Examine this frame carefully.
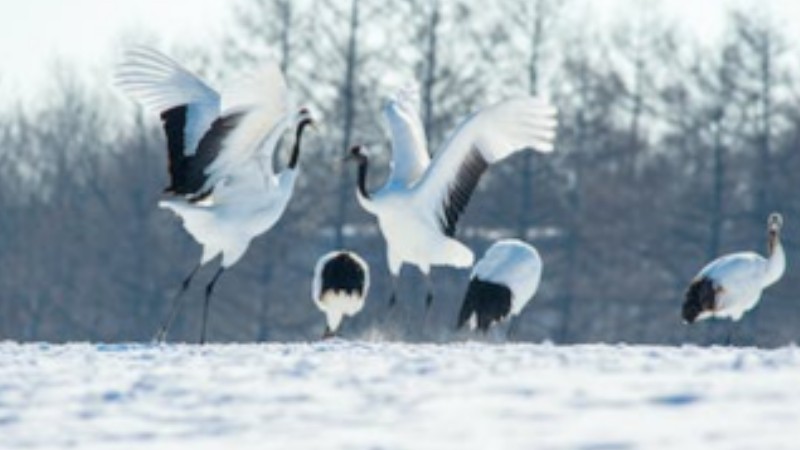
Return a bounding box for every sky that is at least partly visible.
[0,0,232,102]
[0,0,798,104]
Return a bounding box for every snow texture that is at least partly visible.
[0,342,799,449]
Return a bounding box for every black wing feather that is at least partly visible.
[438,146,488,237]
[160,108,245,200]
[682,277,717,323]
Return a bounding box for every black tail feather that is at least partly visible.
[457,278,512,332]
[682,277,717,323]
[320,253,366,297]
[160,108,244,197]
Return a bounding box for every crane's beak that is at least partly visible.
[344,145,365,162]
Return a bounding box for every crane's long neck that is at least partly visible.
[764,229,785,287]
[356,157,371,201]
[288,119,311,170]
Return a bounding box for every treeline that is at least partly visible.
[0,0,798,345]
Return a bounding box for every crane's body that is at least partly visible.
[160,170,298,268]
[356,189,473,276]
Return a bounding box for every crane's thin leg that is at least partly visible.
[154,263,200,343]
[388,275,399,309]
[322,325,335,340]
[424,274,434,312]
[200,267,225,345]
[420,274,435,338]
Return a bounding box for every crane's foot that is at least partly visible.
[322,326,336,340]
[152,329,167,345]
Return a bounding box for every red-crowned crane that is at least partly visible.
[115,47,314,344]
[683,213,786,343]
[346,88,557,312]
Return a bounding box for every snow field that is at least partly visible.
[0,342,799,449]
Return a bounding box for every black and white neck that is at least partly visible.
[347,146,371,201]
[288,117,313,170]
[356,154,370,200]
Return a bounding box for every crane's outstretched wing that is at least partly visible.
[380,86,430,190]
[115,48,292,198]
[194,62,293,202]
[204,61,291,187]
[205,115,293,206]
[115,47,220,158]
[115,47,222,196]
[411,97,557,236]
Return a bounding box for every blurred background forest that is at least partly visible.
[0,0,798,346]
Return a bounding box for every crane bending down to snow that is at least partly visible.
[313,251,370,338]
[682,213,786,340]
[346,88,557,311]
[115,47,314,344]
[457,239,542,334]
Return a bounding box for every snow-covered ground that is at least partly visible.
[1,342,799,449]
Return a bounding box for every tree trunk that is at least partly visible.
[334,0,360,248]
[708,116,724,260]
[421,0,439,144]
[517,0,544,239]
[278,0,293,76]
[755,37,772,223]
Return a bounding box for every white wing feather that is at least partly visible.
[381,86,430,189]
[412,97,558,223]
[206,61,291,184]
[114,47,220,156]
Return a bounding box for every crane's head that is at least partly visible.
[768,212,783,233]
[345,145,370,163]
[295,107,317,131]
[768,212,784,254]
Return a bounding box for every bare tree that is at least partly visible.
[728,10,789,228]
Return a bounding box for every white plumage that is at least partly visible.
[115,47,314,344]
[683,213,786,325]
[382,86,429,187]
[313,251,370,338]
[116,48,223,159]
[457,239,542,332]
[347,87,557,309]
